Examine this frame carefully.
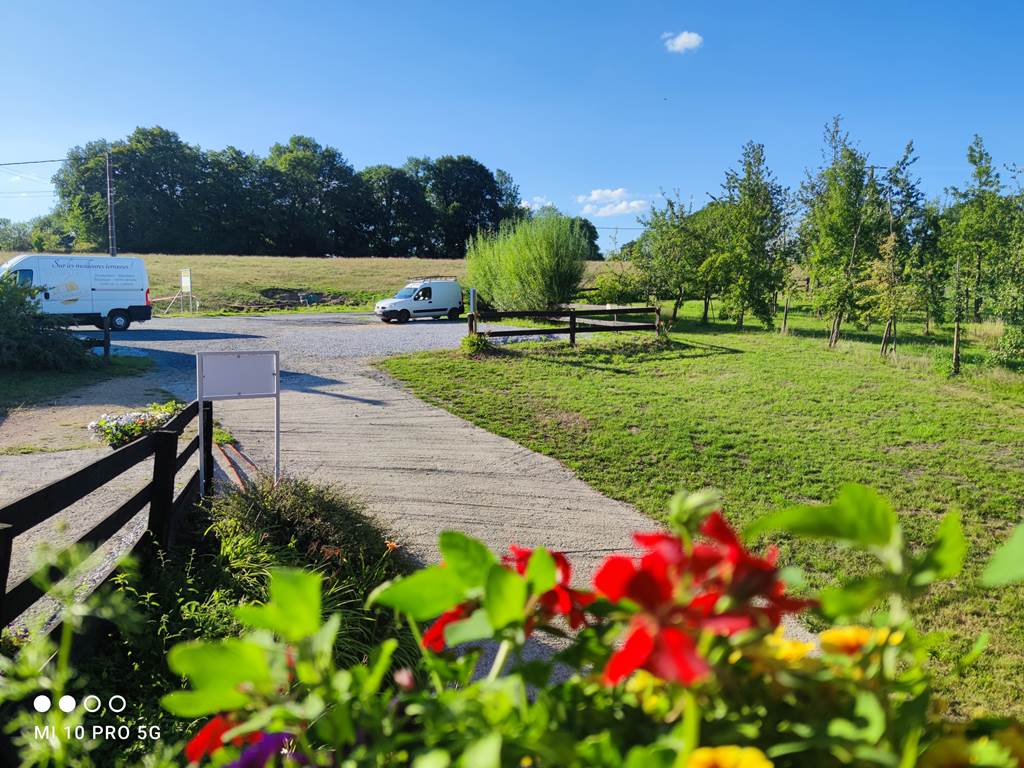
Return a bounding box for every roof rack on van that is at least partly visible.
[408,276,459,281]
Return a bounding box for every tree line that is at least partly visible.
[612,117,1024,372]
[8,126,600,259]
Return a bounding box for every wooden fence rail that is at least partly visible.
[469,305,662,346]
[0,400,213,628]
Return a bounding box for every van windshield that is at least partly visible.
[394,287,417,299]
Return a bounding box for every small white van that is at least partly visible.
[0,253,152,331]
[375,278,464,323]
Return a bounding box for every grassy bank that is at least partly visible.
[0,356,151,414]
[379,303,1024,715]
[75,476,412,762]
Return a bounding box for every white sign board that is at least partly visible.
[180,268,192,293]
[196,351,281,483]
[199,351,278,399]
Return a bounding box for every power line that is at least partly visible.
[0,158,64,167]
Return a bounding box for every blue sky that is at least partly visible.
[2,1,1023,250]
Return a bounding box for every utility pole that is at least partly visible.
[106,152,117,257]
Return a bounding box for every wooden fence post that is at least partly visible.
[569,308,577,347]
[102,315,111,364]
[148,429,179,551]
[202,401,214,496]
[0,524,12,624]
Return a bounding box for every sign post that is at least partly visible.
[196,351,281,486]
[180,269,194,313]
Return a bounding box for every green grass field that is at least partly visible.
[380,304,1024,715]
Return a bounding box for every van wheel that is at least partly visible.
[108,310,131,331]
[397,309,411,323]
[447,308,461,321]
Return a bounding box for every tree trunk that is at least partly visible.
[828,312,843,348]
[736,305,745,329]
[701,292,711,324]
[892,318,897,355]
[923,306,931,336]
[880,318,893,356]
[780,294,790,335]
[952,319,962,375]
[973,254,983,322]
[671,295,683,325]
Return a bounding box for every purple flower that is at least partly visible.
[226,732,304,768]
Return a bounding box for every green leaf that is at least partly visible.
[457,733,501,768]
[819,576,888,618]
[360,639,398,697]
[524,548,557,594]
[414,750,451,768]
[160,688,249,717]
[444,608,494,646]
[982,524,1024,586]
[957,633,990,673]
[235,568,322,642]
[828,691,886,744]
[912,510,967,586]
[439,531,497,589]
[368,566,467,620]
[484,564,527,630]
[746,484,898,549]
[161,638,272,716]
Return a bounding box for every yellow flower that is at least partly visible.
[919,736,974,768]
[762,627,815,663]
[687,746,773,768]
[819,626,903,656]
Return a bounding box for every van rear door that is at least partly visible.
[89,258,141,316]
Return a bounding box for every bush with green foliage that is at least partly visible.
[466,212,587,310]
[0,273,92,371]
[7,485,1024,767]
[988,325,1024,367]
[589,267,644,306]
[460,332,494,355]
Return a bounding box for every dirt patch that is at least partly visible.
[538,409,592,433]
[0,371,177,453]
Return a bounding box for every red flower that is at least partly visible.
[185,715,261,764]
[421,603,469,652]
[593,513,811,686]
[603,617,709,685]
[504,545,595,629]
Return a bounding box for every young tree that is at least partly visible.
[800,118,885,347]
[637,197,700,324]
[687,201,732,323]
[721,141,789,328]
[944,135,1009,322]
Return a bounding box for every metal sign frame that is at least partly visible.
[196,351,281,485]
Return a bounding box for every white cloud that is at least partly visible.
[521,195,553,211]
[580,199,648,218]
[575,188,629,205]
[661,30,703,54]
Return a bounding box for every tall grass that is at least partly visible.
[466,213,587,310]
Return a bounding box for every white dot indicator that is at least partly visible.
[32,695,51,713]
[82,695,101,713]
[108,695,127,713]
[58,695,76,713]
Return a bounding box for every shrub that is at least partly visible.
[88,400,183,448]
[466,212,587,310]
[590,267,644,305]
[988,325,1024,367]
[0,272,92,371]
[460,332,493,355]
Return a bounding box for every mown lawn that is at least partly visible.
[380,303,1024,715]
[0,356,151,414]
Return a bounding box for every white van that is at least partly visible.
[0,253,152,331]
[375,278,464,323]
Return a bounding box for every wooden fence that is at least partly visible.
[0,400,213,628]
[468,305,662,346]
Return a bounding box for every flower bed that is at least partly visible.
[87,400,182,448]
